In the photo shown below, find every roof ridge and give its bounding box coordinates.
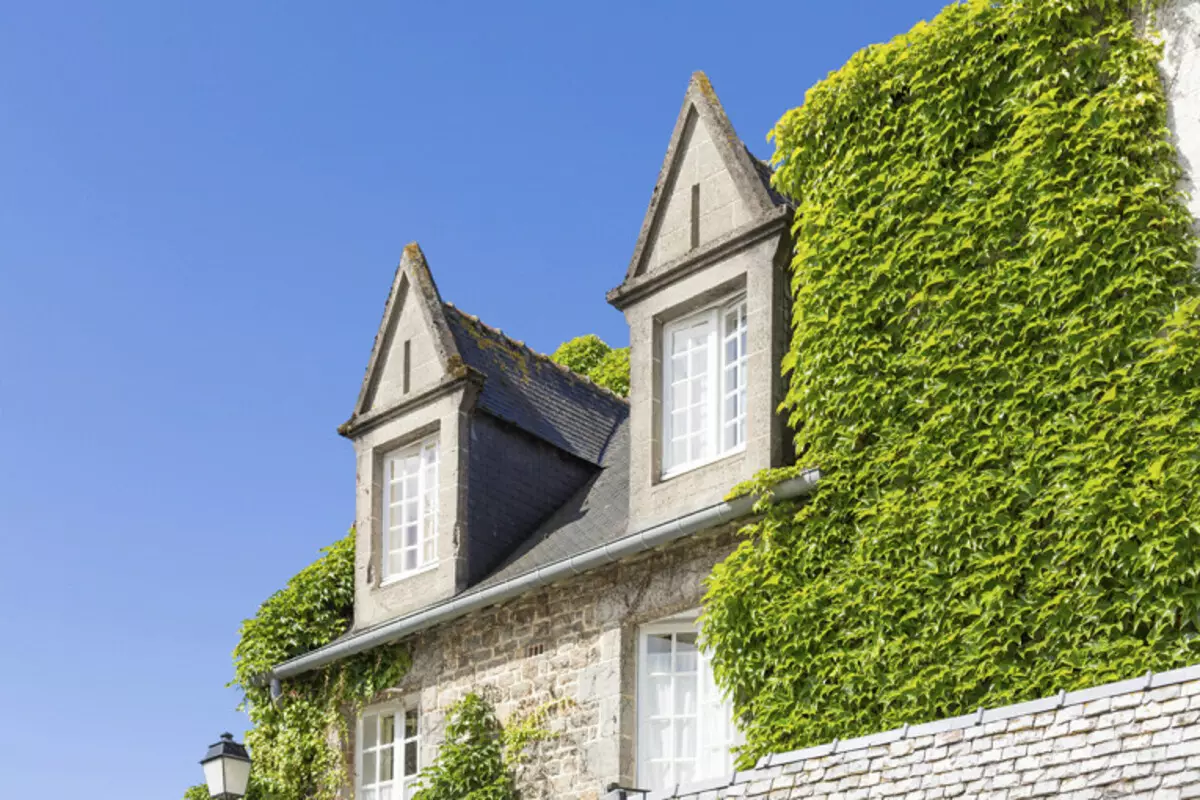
[442,302,629,404]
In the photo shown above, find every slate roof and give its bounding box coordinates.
[443,303,628,466]
[473,417,629,590]
[746,146,792,208]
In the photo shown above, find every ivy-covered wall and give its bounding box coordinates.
[229,531,409,800]
[702,0,1200,763]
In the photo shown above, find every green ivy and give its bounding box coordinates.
[702,0,1200,763]
[551,334,630,396]
[228,529,410,800]
[412,693,571,800]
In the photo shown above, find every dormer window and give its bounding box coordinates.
[381,435,439,581]
[662,294,748,477]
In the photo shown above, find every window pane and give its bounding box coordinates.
[675,719,696,757]
[381,714,395,744]
[363,715,378,749]
[648,675,672,717]
[676,634,698,672]
[671,354,688,383]
[380,747,394,782]
[362,752,377,786]
[671,439,688,469]
[378,787,392,800]
[404,524,418,547]
[677,760,696,786]
[405,550,417,571]
[671,331,689,355]
[361,788,376,800]
[405,740,418,776]
[405,709,419,738]
[388,552,405,575]
[423,540,436,562]
[675,675,697,716]
[647,719,671,760]
[646,634,672,674]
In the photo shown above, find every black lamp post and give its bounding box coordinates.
[200,733,251,800]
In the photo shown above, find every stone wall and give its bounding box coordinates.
[645,664,1200,800]
[357,526,741,800]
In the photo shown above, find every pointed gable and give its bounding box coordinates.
[354,242,461,417]
[625,71,786,282]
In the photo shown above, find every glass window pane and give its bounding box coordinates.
[648,675,672,717]
[672,331,689,355]
[675,719,697,758]
[377,787,392,800]
[423,541,436,562]
[675,675,697,716]
[363,715,378,749]
[405,709,419,738]
[647,719,671,760]
[671,354,688,380]
[405,740,418,776]
[404,525,418,547]
[646,634,672,674]
[381,714,395,744]
[676,634,698,673]
[380,747,394,782]
[405,550,417,571]
[677,760,696,786]
[388,552,405,575]
[361,788,376,800]
[362,752,377,786]
[671,439,687,468]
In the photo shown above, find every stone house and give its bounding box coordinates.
[269,72,812,800]
[264,2,1200,797]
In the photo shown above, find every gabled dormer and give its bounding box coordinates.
[343,244,628,629]
[608,72,794,530]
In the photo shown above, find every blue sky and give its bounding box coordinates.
[0,2,947,797]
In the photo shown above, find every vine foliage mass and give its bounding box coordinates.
[702,0,1200,763]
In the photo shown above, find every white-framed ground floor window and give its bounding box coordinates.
[358,703,420,800]
[637,613,739,791]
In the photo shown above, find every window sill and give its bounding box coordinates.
[379,560,440,587]
[660,444,746,482]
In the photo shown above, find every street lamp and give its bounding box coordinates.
[200,733,251,800]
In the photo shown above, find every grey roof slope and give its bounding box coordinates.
[474,417,629,590]
[747,146,792,208]
[443,303,628,466]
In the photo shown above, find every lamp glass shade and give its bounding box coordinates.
[201,733,251,799]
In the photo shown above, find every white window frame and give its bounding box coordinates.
[661,293,749,478]
[636,612,740,792]
[380,435,439,584]
[357,701,421,800]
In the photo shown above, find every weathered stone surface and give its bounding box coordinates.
[357,527,741,800]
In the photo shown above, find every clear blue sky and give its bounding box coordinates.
[0,2,947,797]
